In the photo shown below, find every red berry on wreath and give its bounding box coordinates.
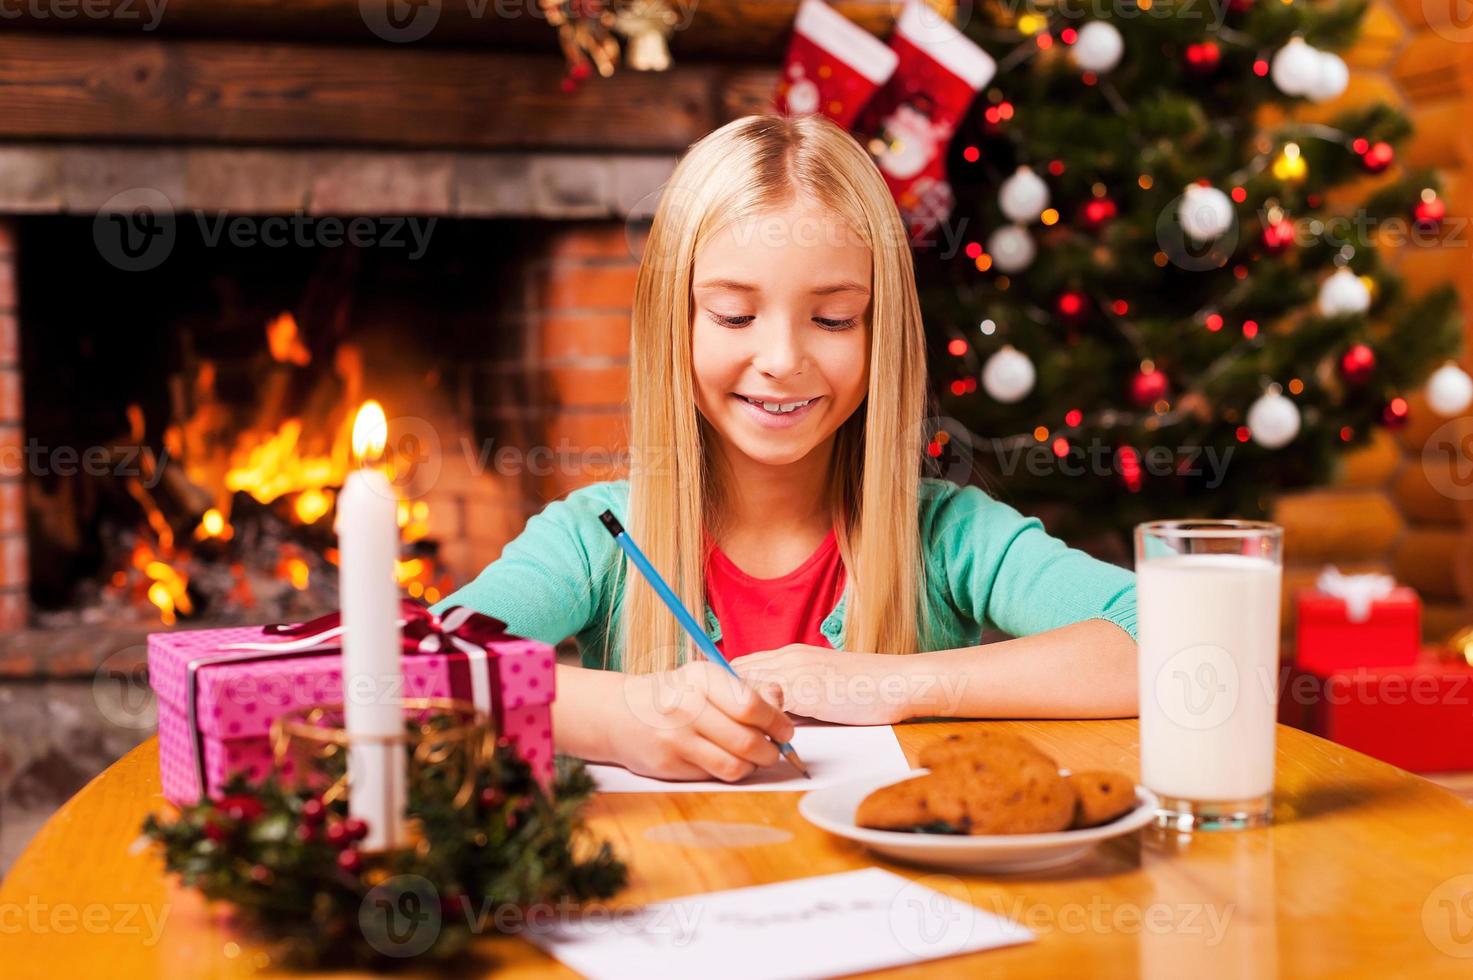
[1339,343,1376,385]
[479,787,506,809]
[343,817,369,843]
[219,795,264,824]
[301,798,325,825]
[249,864,274,885]
[203,819,230,843]
[325,821,351,847]
[336,848,362,874]
[294,823,315,843]
[1360,141,1394,174]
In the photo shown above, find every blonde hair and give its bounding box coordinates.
[614,113,931,673]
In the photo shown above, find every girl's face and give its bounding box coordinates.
[690,201,872,470]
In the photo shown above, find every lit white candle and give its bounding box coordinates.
[336,400,406,851]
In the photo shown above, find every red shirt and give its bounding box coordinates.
[704,528,847,659]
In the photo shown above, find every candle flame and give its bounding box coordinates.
[351,400,388,463]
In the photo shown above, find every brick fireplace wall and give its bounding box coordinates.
[412,222,638,588]
[0,218,24,633]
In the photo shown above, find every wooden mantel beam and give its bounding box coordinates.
[0,33,786,151]
[0,1,900,60]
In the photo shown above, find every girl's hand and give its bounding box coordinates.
[733,645,919,727]
[613,661,796,782]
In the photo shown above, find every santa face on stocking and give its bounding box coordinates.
[783,63,821,116]
[873,101,951,182]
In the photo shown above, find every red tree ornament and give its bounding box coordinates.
[1082,197,1118,229]
[1056,290,1089,320]
[1261,218,1294,254]
[1381,396,1410,429]
[1339,343,1376,385]
[1185,42,1221,75]
[1130,366,1169,406]
[1359,141,1394,174]
[1414,194,1446,231]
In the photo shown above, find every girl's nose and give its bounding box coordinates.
[750,318,805,379]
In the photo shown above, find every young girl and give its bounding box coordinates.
[435,114,1137,783]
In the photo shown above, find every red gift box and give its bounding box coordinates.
[1294,585,1421,674]
[1278,649,1473,773]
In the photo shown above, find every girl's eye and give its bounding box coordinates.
[814,316,859,331]
[708,312,754,328]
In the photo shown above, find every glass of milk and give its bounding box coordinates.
[1135,521,1283,831]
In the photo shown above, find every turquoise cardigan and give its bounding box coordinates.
[433,478,1137,671]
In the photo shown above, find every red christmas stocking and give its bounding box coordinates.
[774,0,898,129]
[860,0,995,244]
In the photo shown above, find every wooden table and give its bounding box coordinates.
[3,720,1473,978]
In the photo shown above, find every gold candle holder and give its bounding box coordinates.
[269,697,492,852]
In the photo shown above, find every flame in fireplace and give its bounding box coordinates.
[98,315,451,626]
[266,311,311,367]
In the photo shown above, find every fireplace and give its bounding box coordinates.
[0,144,673,677]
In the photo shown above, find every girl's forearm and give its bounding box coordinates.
[550,663,624,763]
[900,619,1139,720]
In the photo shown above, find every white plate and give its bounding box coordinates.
[799,769,1160,873]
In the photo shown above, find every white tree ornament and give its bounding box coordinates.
[1072,21,1124,73]
[1177,185,1235,242]
[1317,268,1371,317]
[1306,51,1349,104]
[999,167,1050,224]
[982,346,1036,403]
[1427,362,1473,417]
[1247,389,1302,449]
[1271,38,1322,97]
[987,225,1036,273]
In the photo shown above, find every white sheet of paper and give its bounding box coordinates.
[523,867,1035,980]
[585,722,910,792]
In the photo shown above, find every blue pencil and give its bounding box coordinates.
[598,509,810,779]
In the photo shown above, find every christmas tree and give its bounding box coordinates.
[918,0,1465,543]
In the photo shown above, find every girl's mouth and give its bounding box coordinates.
[731,393,823,428]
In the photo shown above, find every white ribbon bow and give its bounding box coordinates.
[1316,565,1396,623]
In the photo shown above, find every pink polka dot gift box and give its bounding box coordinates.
[147,602,556,806]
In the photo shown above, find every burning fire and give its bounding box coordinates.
[106,313,449,625]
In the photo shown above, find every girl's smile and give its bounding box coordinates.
[729,392,825,428]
